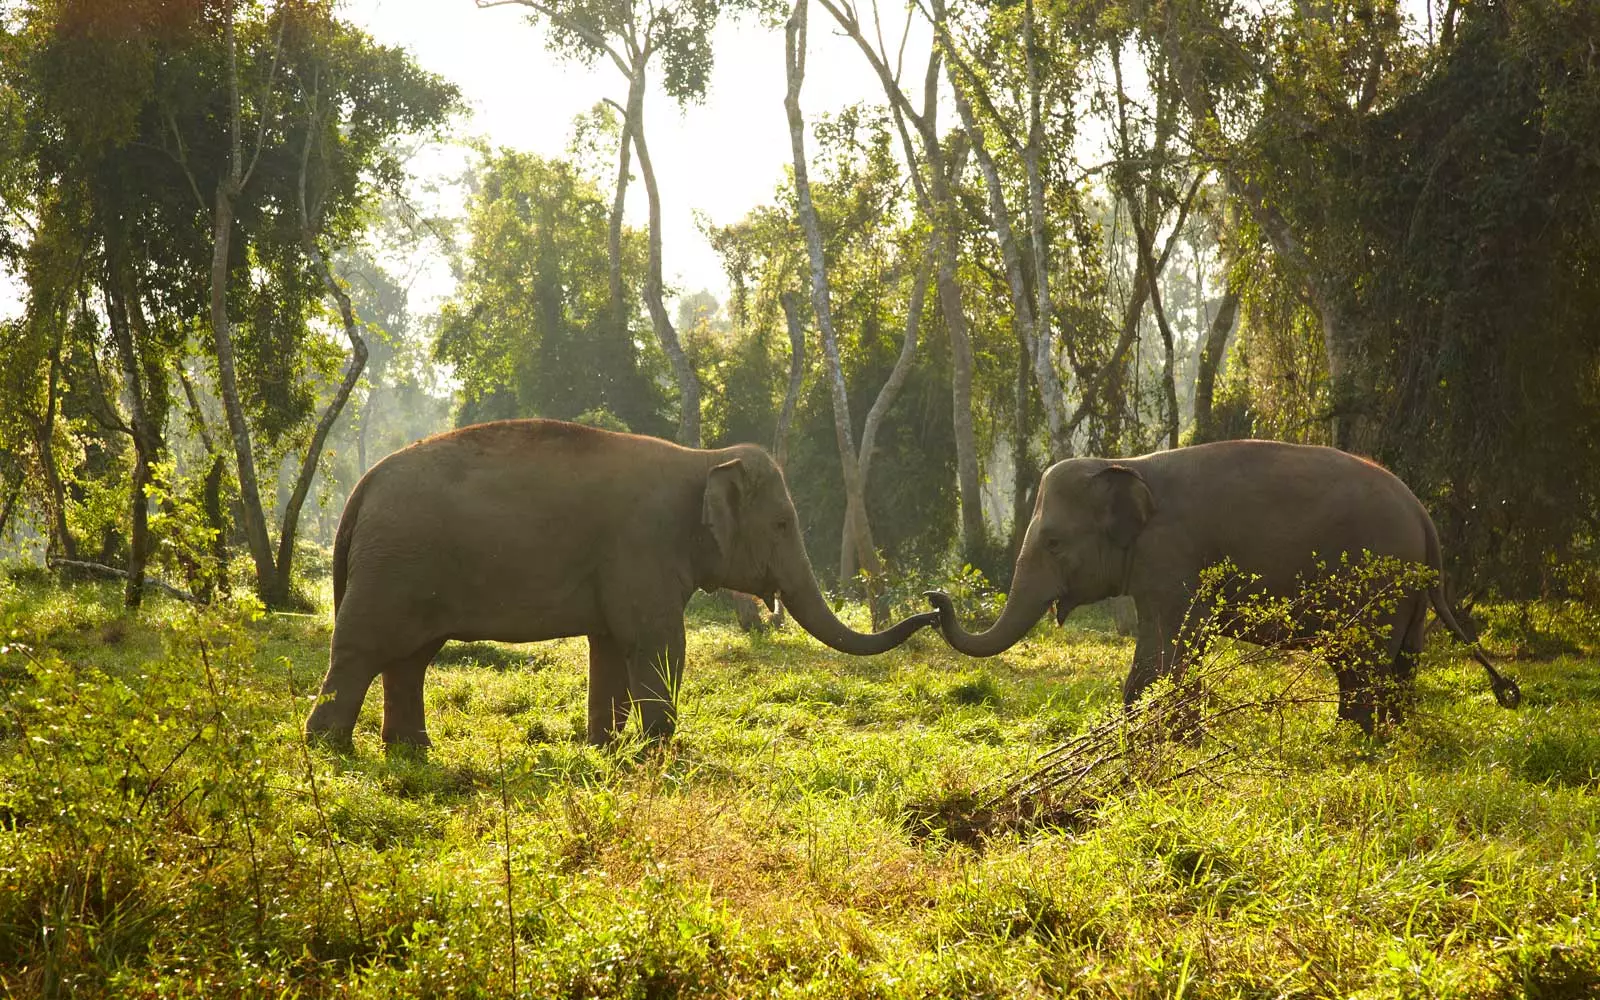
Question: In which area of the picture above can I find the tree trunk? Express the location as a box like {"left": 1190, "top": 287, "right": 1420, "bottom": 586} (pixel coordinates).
{"left": 947, "top": 65, "right": 1070, "bottom": 457}
{"left": 1007, "top": 317, "right": 1036, "bottom": 570}
{"left": 1192, "top": 285, "right": 1240, "bottom": 443}
{"left": 784, "top": 0, "right": 886, "bottom": 626}
{"left": 270, "top": 119, "right": 371, "bottom": 608}
{"left": 818, "top": 0, "right": 988, "bottom": 569}
{"left": 629, "top": 79, "right": 700, "bottom": 447}
{"left": 209, "top": 181, "right": 279, "bottom": 602}
{"left": 105, "top": 253, "right": 164, "bottom": 609}
{"left": 1020, "top": 0, "right": 1063, "bottom": 454}
{"left": 35, "top": 319, "right": 77, "bottom": 563}
{"left": 775, "top": 290, "right": 806, "bottom": 470}
{"left": 839, "top": 239, "right": 934, "bottom": 587}
{"left": 608, "top": 84, "right": 635, "bottom": 380}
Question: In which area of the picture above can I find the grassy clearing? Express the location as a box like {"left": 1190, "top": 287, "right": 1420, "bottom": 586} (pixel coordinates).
{"left": 1, "top": 575, "right": 1597, "bottom": 998}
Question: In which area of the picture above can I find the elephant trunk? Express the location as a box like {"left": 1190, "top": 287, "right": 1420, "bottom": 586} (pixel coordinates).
{"left": 924, "top": 549, "right": 1058, "bottom": 657}
{"left": 780, "top": 563, "right": 937, "bottom": 655}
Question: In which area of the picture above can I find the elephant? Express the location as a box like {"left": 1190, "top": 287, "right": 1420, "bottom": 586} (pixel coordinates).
{"left": 925, "top": 440, "right": 1520, "bottom": 733}
{"left": 304, "top": 419, "right": 939, "bottom": 751}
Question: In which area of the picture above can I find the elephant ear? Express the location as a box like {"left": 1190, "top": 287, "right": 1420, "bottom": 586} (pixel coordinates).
{"left": 702, "top": 459, "right": 744, "bottom": 559}
{"left": 1094, "top": 464, "right": 1154, "bottom": 549}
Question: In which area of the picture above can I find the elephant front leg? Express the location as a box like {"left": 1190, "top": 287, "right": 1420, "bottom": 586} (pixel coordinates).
{"left": 586, "top": 633, "right": 630, "bottom": 746}
{"left": 1122, "top": 598, "right": 1195, "bottom": 707}
{"left": 626, "top": 627, "right": 686, "bottom": 743}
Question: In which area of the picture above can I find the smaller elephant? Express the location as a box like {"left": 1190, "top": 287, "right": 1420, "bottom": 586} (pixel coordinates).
{"left": 306, "top": 419, "right": 939, "bottom": 751}
{"left": 926, "top": 440, "right": 1519, "bottom": 732}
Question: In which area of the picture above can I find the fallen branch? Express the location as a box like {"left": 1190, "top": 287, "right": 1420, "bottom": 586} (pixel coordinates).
{"left": 48, "top": 559, "right": 203, "bottom": 604}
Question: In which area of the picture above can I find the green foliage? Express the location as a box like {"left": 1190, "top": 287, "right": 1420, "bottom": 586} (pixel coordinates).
{"left": 436, "top": 149, "right": 669, "bottom": 435}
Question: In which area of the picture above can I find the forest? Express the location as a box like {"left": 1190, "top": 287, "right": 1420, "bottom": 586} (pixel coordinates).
{"left": 1, "top": 0, "right": 1598, "bottom": 995}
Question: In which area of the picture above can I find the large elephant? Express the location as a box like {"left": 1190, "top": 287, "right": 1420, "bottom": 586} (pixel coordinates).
{"left": 925, "top": 440, "right": 1520, "bottom": 732}
{"left": 305, "top": 419, "right": 938, "bottom": 750}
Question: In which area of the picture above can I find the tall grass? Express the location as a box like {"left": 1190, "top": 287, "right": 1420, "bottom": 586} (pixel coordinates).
{"left": 1, "top": 574, "right": 1597, "bottom": 997}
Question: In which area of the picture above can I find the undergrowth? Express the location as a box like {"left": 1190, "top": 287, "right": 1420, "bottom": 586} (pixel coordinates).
{"left": 1, "top": 576, "right": 1597, "bottom": 997}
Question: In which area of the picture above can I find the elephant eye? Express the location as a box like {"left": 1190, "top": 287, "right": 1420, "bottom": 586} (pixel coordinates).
{"left": 774, "top": 517, "right": 790, "bottom": 531}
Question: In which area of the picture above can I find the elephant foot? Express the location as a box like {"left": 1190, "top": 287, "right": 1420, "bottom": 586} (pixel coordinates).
{"left": 381, "top": 726, "right": 433, "bottom": 751}
{"left": 304, "top": 724, "right": 356, "bottom": 754}
{"left": 384, "top": 741, "right": 430, "bottom": 764}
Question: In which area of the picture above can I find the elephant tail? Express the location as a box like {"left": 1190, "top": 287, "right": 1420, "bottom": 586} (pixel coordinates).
{"left": 332, "top": 472, "right": 372, "bottom": 615}
{"left": 1422, "top": 512, "right": 1521, "bottom": 709}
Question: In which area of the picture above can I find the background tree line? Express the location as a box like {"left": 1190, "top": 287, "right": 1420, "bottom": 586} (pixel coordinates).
{"left": 1, "top": 0, "right": 1595, "bottom": 613}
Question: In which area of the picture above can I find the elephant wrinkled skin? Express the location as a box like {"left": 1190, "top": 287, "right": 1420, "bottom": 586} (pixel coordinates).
{"left": 926, "top": 440, "right": 1520, "bottom": 732}
{"left": 306, "top": 419, "right": 938, "bottom": 750}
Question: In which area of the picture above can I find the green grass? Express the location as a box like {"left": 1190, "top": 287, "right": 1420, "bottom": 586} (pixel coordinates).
{"left": 1, "top": 575, "right": 1597, "bottom": 998}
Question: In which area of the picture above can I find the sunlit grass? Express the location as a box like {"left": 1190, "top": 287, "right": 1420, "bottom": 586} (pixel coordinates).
{"left": 1, "top": 575, "right": 1597, "bottom": 997}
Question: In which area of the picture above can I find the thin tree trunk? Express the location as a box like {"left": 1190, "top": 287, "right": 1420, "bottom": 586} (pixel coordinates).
{"left": 946, "top": 63, "right": 1070, "bottom": 457}
{"left": 629, "top": 80, "right": 700, "bottom": 447}
{"left": 1007, "top": 311, "right": 1036, "bottom": 568}
{"left": 272, "top": 110, "right": 370, "bottom": 607}
{"left": 210, "top": 179, "right": 277, "bottom": 600}
{"left": 819, "top": 0, "right": 988, "bottom": 566}
{"left": 35, "top": 320, "right": 77, "bottom": 563}
{"left": 841, "top": 237, "right": 935, "bottom": 584}
{"left": 209, "top": 2, "right": 278, "bottom": 602}
{"left": 105, "top": 252, "right": 163, "bottom": 608}
{"left": 1021, "top": 0, "right": 1061, "bottom": 453}
{"left": 857, "top": 240, "right": 934, "bottom": 492}
{"left": 1192, "top": 285, "right": 1240, "bottom": 444}
{"left": 784, "top": 0, "right": 886, "bottom": 625}
{"left": 775, "top": 290, "right": 806, "bottom": 470}
{"left": 607, "top": 78, "right": 637, "bottom": 413}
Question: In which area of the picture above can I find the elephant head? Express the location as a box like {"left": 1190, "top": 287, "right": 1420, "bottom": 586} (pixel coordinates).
{"left": 701, "top": 447, "right": 939, "bottom": 654}
{"left": 926, "top": 461, "right": 1153, "bottom": 656}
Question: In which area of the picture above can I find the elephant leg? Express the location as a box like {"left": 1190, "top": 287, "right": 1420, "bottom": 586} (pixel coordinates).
{"left": 1379, "top": 600, "right": 1427, "bottom": 727}
{"left": 306, "top": 634, "right": 385, "bottom": 749}
{"left": 1333, "top": 663, "right": 1375, "bottom": 734}
{"left": 626, "top": 627, "right": 686, "bottom": 743}
{"left": 1122, "top": 596, "right": 1195, "bottom": 707}
{"left": 586, "top": 633, "right": 631, "bottom": 746}
{"left": 380, "top": 639, "right": 445, "bottom": 749}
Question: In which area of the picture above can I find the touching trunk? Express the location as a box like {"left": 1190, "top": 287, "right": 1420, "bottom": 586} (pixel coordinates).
{"left": 780, "top": 558, "right": 932, "bottom": 655}
{"left": 925, "top": 550, "right": 1058, "bottom": 657}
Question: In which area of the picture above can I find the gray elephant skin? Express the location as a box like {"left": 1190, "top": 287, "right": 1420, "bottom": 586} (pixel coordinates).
{"left": 305, "top": 419, "right": 938, "bottom": 750}
{"left": 926, "top": 440, "right": 1520, "bottom": 732}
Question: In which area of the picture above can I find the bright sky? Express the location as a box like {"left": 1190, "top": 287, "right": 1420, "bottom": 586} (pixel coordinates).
{"left": 346, "top": 0, "right": 931, "bottom": 311}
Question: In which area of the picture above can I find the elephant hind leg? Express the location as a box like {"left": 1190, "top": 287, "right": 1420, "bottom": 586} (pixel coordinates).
{"left": 586, "top": 633, "right": 631, "bottom": 746}
{"left": 380, "top": 638, "right": 445, "bottom": 749}
{"left": 306, "top": 635, "right": 383, "bottom": 749}
{"left": 1378, "top": 599, "right": 1428, "bottom": 727}
{"left": 1334, "top": 664, "right": 1376, "bottom": 735}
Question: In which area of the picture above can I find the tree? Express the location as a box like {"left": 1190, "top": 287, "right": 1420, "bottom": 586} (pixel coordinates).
{"left": 478, "top": 0, "right": 754, "bottom": 446}
{"left": 436, "top": 148, "right": 667, "bottom": 432}
{"left": 0, "top": 0, "right": 458, "bottom": 606}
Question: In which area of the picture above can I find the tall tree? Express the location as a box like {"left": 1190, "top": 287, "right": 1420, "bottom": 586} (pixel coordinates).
{"left": 478, "top": 0, "right": 746, "bottom": 446}
{"left": 784, "top": 0, "right": 888, "bottom": 622}
{"left": 436, "top": 149, "right": 665, "bottom": 432}
{"left": 817, "top": 0, "right": 989, "bottom": 569}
